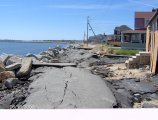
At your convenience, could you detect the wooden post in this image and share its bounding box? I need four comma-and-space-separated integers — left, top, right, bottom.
146, 26, 150, 52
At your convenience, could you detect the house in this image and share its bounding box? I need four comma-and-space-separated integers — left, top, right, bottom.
121, 10, 155, 50
146, 9, 158, 74
125, 9, 158, 74
114, 25, 132, 42
88, 34, 106, 43
106, 34, 115, 42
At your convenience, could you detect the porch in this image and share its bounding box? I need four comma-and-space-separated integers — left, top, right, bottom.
121, 30, 146, 43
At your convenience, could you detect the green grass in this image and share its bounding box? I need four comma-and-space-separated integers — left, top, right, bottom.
108, 48, 140, 56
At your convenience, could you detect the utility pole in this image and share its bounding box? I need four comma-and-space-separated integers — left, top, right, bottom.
86, 16, 89, 47
86, 16, 98, 47
83, 32, 86, 43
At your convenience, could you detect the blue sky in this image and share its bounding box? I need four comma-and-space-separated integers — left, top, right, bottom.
0, 0, 158, 40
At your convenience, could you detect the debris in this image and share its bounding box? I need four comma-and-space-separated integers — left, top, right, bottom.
32, 62, 77, 68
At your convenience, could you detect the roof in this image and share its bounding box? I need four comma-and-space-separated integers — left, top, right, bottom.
115, 25, 132, 31
147, 11, 158, 25
122, 30, 146, 34
135, 12, 155, 19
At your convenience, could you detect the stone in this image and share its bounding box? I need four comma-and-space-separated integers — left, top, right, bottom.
40, 55, 53, 60
6, 56, 22, 66
40, 51, 47, 56
133, 93, 142, 103
26, 53, 39, 60
47, 50, 55, 57
142, 103, 158, 108
54, 45, 62, 51
0, 71, 15, 82
4, 78, 18, 89
0, 60, 5, 72
5, 63, 21, 71
149, 93, 158, 99
16, 58, 32, 77
40, 58, 49, 63
0, 55, 11, 65
53, 49, 59, 56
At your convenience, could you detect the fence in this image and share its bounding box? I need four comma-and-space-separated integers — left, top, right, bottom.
146, 31, 158, 74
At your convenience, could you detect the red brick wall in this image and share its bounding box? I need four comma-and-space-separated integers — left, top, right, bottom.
135, 18, 145, 30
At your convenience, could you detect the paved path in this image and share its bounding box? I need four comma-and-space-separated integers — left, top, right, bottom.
22, 67, 116, 109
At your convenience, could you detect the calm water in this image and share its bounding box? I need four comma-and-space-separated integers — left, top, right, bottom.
0, 42, 68, 55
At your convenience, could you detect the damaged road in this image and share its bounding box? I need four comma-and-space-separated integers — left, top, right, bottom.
20, 67, 116, 109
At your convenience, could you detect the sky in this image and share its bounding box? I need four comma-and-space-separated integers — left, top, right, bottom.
0, 0, 158, 40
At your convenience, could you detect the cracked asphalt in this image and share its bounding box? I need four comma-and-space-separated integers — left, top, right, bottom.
21, 67, 116, 109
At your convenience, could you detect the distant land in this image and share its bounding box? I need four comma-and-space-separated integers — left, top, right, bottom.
0, 39, 82, 43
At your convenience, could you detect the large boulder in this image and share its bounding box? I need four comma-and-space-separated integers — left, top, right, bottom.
47, 50, 55, 57
26, 53, 39, 60
5, 63, 21, 71
0, 60, 5, 72
6, 56, 22, 66
16, 58, 32, 77
0, 71, 15, 83
0, 55, 11, 66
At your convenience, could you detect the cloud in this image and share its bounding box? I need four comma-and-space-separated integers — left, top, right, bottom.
47, 4, 131, 10
128, 0, 156, 8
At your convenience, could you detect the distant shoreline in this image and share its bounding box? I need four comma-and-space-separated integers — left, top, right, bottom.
0, 40, 82, 43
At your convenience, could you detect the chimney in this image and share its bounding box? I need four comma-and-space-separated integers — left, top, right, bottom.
152, 8, 158, 12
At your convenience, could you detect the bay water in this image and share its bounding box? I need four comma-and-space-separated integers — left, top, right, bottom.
0, 42, 68, 56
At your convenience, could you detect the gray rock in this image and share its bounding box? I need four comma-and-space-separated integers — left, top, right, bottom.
40, 55, 53, 60
53, 49, 59, 56
149, 93, 158, 99
4, 78, 18, 89
54, 45, 62, 51
47, 50, 55, 57
6, 56, 22, 66
0, 55, 11, 66
142, 103, 158, 108
5, 63, 21, 71
40, 51, 47, 56
16, 58, 32, 77
26, 53, 39, 60
40, 58, 49, 63
133, 93, 142, 103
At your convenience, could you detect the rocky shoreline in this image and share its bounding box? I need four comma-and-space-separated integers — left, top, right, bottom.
0, 45, 69, 109
0, 44, 158, 108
